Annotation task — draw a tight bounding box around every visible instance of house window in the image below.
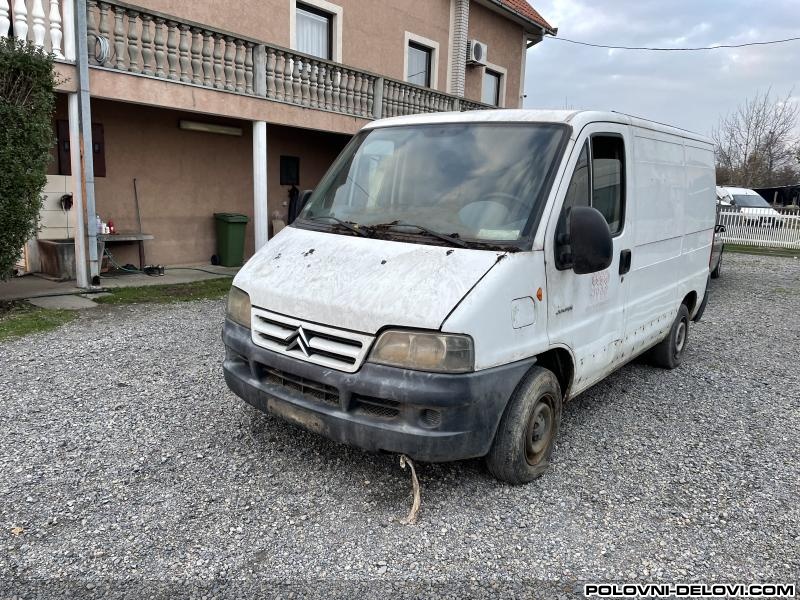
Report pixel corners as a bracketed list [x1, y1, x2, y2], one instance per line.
[482, 69, 502, 106]
[296, 2, 333, 59]
[407, 42, 432, 87]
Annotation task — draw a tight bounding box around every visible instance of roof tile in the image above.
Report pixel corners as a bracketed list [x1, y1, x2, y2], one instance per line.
[498, 0, 554, 33]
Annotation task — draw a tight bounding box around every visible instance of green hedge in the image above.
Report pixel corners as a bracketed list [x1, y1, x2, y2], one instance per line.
[0, 37, 56, 279]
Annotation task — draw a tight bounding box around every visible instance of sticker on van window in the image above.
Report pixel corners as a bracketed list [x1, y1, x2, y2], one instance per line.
[475, 229, 520, 241]
[591, 270, 610, 302]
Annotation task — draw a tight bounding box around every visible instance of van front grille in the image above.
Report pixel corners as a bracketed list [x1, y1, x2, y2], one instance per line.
[259, 364, 340, 407]
[250, 308, 374, 373]
[352, 395, 401, 419]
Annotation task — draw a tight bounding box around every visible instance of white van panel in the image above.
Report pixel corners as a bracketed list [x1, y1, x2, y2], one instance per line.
[442, 252, 551, 370]
[684, 145, 717, 236]
[632, 134, 685, 248]
[622, 127, 715, 357]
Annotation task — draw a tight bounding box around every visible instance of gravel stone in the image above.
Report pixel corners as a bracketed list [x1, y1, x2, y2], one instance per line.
[1, 252, 798, 598]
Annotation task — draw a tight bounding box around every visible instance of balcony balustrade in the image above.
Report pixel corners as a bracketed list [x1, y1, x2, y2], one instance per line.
[80, 0, 493, 120]
[2, 0, 72, 59]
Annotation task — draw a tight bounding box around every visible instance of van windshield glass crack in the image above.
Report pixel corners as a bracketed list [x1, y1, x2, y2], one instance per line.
[295, 123, 567, 245]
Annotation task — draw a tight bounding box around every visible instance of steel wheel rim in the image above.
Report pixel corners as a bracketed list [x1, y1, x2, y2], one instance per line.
[675, 319, 687, 354]
[525, 397, 554, 465]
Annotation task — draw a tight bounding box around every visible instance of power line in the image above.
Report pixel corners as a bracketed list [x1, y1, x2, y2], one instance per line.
[547, 35, 800, 51]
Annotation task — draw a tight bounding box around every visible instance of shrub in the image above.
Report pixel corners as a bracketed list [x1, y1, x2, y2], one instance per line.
[0, 37, 56, 279]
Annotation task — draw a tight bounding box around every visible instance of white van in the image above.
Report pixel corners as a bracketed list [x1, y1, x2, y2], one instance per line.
[716, 185, 783, 226]
[223, 110, 717, 483]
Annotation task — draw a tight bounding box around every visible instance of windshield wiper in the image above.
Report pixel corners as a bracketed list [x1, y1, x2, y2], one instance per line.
[366, 221, 470, 248]
[300, 215, 369, 238]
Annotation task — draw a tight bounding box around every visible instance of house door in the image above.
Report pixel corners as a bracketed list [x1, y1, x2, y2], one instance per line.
[545, 125, 631, 393]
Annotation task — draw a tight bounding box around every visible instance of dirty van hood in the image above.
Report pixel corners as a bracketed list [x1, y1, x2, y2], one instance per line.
[234, 227, 504, 334]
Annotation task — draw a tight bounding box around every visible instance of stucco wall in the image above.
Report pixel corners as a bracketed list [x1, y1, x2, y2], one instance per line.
[49, 97, 349, 266]
[465, 1, 525, 107]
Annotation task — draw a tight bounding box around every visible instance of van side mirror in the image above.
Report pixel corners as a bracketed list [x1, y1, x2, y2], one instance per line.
[569, 206, 613, 275]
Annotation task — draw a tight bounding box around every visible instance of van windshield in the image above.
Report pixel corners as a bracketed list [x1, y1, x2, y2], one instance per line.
[295, 123, 567, 246]
[732, 194, 770, 208]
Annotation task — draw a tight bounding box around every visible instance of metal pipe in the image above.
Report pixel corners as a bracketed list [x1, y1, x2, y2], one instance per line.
[73, 0, 99, 282]
[67, 93, 88, 288]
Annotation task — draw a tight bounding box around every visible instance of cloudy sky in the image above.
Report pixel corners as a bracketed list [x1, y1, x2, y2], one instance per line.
[523, 0, 800, 136]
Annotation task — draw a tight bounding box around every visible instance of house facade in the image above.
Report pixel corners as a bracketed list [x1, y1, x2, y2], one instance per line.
[3, 0, 555, 285]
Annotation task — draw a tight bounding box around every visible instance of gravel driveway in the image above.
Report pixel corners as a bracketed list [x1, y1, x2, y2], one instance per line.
[2, 252, 799, 598]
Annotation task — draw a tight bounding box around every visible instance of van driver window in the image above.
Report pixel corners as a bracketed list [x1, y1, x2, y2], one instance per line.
[555, 141, 590, 268]
[591, 136, 625, 235]
[555, 135, 625, 269]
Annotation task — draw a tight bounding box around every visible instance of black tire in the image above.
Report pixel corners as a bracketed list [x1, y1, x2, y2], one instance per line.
[649, 304, 690, 369]
[710, 253, 722, 279]
[486, 366, 562, 484]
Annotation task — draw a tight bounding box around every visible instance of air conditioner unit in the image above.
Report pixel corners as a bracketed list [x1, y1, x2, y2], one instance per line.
[467, 40, 488, 66]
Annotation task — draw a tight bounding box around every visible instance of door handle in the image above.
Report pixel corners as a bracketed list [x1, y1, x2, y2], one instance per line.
[619, 249, 632, 275]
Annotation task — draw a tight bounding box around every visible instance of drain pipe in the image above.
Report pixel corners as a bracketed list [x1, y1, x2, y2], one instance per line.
[449, 0, 469, 97]
[73, 0, 100, 285]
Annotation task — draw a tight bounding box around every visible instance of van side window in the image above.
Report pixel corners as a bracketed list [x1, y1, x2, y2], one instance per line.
[555, 141, 590, 268]
[591, 136, 625, 235]
[555, 135, 626, 269]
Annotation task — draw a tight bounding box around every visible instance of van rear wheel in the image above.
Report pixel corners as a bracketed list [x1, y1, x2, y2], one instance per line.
[486, 366, 562, 484]
[649, 304, 690, 369]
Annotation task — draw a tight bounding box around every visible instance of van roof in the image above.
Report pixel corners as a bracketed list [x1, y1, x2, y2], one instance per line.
[364, 109, 713, 145]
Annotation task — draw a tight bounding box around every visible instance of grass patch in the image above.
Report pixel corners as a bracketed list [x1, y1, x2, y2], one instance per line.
[94, 277, 233, 305]
[0, 301, 77, 342]
[725, 244, 800, 258]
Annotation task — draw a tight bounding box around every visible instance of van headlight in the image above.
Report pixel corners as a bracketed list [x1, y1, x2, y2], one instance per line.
[368, 330, 474, 373]
[226, 286, 251, 329]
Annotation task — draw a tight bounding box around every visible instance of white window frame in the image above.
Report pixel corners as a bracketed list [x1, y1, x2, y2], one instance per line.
[482, 61, 507, 107]
[290, 0, 343, 62]
[404, 31, 440, 89]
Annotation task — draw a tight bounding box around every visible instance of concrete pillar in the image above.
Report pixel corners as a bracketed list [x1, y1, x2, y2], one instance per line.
[68, 93, 89, 289]
[253, 121, 268, 250]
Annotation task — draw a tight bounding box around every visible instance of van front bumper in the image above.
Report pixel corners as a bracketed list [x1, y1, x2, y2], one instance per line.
[222, 319, 535, 462]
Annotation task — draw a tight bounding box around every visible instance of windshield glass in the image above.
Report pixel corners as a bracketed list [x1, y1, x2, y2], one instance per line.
[296, 123, 567, 244]
[733, 194, 770, 208]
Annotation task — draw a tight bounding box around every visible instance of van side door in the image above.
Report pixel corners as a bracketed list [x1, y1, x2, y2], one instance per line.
[544, 125, 632, 394]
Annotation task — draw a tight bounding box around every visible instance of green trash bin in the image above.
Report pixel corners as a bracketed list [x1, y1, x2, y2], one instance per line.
[214, 213, 249, 267]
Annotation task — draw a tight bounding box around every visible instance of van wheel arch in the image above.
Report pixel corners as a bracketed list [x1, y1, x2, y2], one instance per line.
[487, 348, 574, 452]
[533, 347, 575, 402]
[682, 291, 698, 318]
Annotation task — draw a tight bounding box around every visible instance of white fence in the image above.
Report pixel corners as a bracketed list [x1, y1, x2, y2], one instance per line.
[717, 207, 800, 249]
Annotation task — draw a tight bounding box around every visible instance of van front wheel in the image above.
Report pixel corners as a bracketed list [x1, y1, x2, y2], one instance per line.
[486, 366, 562, 484]
[649, 304, 690, 369]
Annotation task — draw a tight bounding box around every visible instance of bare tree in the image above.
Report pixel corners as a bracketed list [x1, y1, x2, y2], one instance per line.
[712, 89, 799, 188]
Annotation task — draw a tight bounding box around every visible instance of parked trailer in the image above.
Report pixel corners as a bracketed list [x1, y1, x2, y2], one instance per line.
[222, 110, 717, 484]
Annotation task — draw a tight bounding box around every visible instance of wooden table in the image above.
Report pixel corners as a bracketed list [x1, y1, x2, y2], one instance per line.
[98, 232, 154, 270]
